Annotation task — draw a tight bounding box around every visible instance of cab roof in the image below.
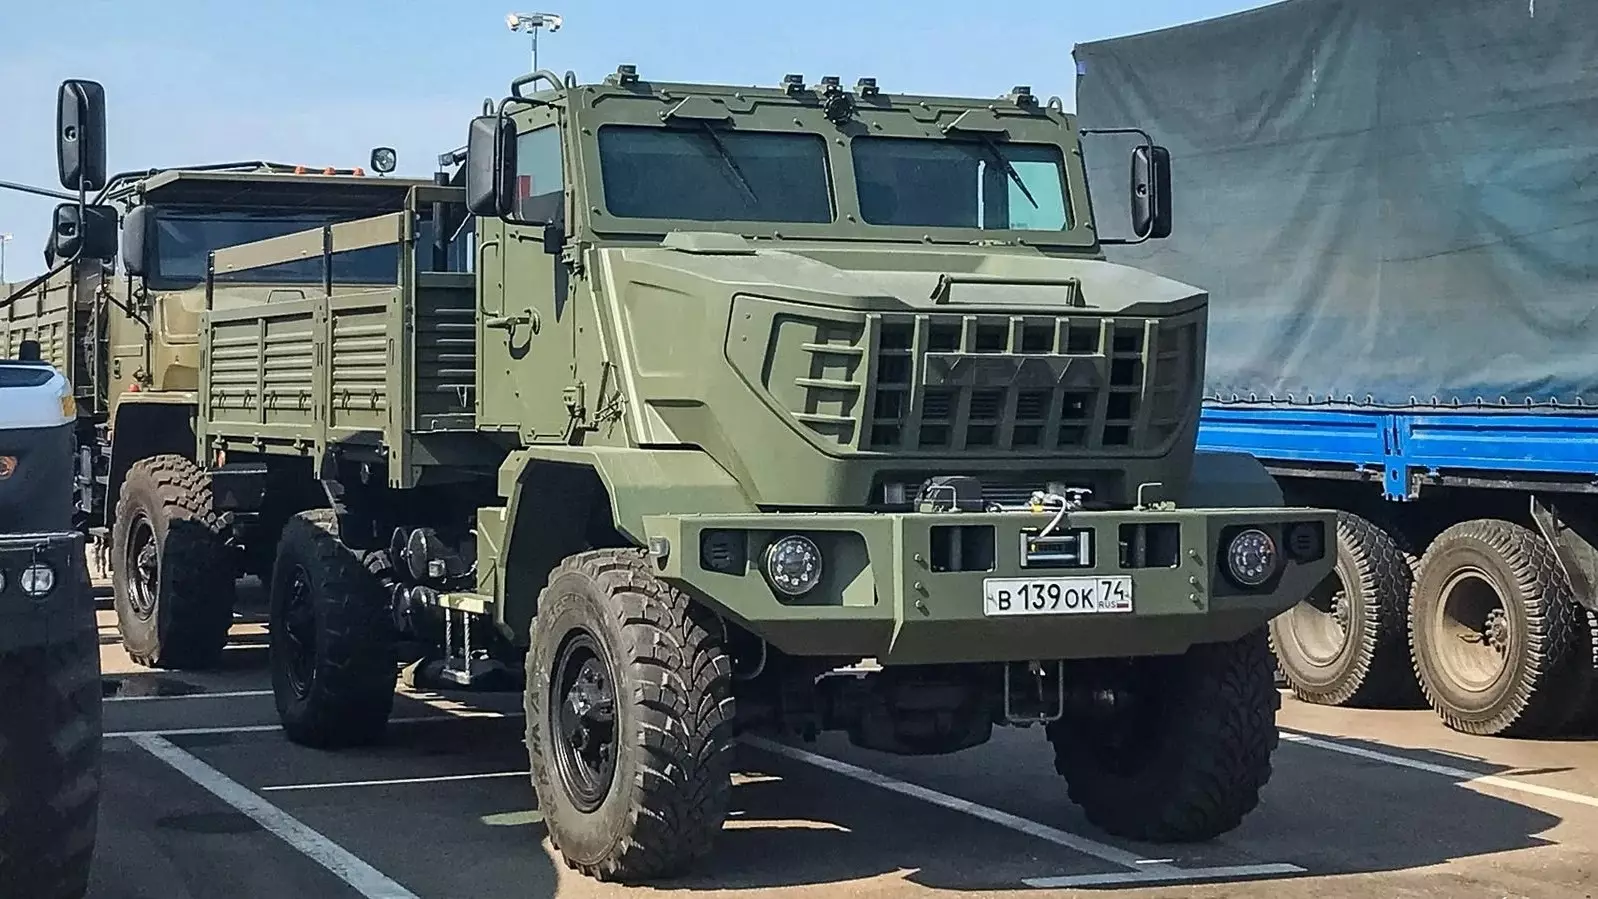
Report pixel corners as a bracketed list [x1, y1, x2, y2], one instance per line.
[129, 169, 438, 210]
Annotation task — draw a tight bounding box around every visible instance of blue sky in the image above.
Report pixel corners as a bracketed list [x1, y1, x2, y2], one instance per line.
[0, 0, 1270, 280]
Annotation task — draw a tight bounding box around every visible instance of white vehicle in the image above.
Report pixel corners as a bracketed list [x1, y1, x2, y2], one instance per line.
[0, 341, 101, 899]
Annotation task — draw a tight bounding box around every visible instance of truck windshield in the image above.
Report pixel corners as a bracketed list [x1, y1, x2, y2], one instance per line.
[851, 136, 1073, 232]
[151, 209, 403, 288]
[596, 125, 833, 224]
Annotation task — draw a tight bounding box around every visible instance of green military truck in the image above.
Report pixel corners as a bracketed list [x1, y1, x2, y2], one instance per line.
[40, 71, 1334, 882]
[0, 344, 102, 899]
[1, 84, 440, 668]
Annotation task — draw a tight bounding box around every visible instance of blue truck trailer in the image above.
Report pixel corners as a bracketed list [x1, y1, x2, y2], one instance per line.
[1074, 0, 1598, 738]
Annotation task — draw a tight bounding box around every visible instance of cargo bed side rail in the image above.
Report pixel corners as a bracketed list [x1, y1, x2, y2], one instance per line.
[196, 185, 487, 487]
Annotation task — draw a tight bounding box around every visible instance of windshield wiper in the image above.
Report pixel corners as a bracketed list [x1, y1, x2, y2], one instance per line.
[976, 136, 1039, 210]
[695, 122, 760, 206]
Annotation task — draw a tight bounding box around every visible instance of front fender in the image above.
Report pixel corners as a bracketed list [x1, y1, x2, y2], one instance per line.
[489, 446, 754, 642]
[1181, 450, 1284, 510]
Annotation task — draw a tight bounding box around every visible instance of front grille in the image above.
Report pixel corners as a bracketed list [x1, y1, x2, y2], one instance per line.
[856, 311, 1198, 455]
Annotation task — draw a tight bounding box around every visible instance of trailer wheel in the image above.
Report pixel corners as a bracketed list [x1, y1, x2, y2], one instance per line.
[268, 509, 398, 749]
[1269, 511, 1422, 708]
[1046, 627, 1279, 843]
[110, 453, 237, 669]
[526, 548, 736, 882]
[1409, 518, 1584, 737]
[0, 605, 101, 899]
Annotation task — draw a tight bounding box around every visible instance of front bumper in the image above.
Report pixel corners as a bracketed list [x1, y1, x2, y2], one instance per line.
[642, 506, 1336, 665]
[0, 530, 93, 656]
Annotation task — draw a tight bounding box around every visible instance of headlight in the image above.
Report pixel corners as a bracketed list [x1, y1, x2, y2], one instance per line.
[762, 534, 823, 597]
[21, 563, 56, 597]
[1224, 528, 1278, 587]
[0, 568, 6, 593]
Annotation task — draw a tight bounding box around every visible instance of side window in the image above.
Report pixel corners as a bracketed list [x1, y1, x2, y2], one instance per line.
[515, 126, 564, 224]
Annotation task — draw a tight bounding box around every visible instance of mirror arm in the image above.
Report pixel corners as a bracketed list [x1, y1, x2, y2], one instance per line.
[0, 179, 78, 202]
[1082, 126, 1165, 246]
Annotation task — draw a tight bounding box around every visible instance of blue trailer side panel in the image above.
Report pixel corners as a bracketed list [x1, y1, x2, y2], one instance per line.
[1199, 406, 1598, 500]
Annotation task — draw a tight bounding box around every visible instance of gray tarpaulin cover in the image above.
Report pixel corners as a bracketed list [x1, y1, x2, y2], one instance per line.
[1072, 0, 1598, 409]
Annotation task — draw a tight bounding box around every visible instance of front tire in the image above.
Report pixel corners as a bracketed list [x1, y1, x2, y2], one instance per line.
[526, 549, 736, 882]
[1046, 628, 1279, 843]
[110, 454, 237, 669]
[1408, 519, 1584, 737]
[269, 510, 398, 749]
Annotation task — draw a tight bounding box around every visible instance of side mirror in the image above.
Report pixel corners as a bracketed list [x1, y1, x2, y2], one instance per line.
[57, 79, 107, 193]
[51, 202, 119, 263]
[1131, 144, 1172, 240]
[120, 205, 154, 278]
[465, 115, 517, 217]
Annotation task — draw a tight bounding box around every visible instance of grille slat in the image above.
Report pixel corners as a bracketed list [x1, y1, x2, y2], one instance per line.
[859, 311, 1198, 455]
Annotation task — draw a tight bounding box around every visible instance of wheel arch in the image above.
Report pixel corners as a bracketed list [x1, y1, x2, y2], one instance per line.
[1181, 450, 1285, 509]
[495, 447, 753, 644]
[105, 398, 198, 531]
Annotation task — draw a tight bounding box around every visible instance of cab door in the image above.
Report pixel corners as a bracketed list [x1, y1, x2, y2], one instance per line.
[476, 107, 574, 442]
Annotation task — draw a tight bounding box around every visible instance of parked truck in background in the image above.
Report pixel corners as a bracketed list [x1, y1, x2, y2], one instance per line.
[1, 99, 450, 669]
[1074, 0, 1598, 738]
[22, 69, 1337, 882]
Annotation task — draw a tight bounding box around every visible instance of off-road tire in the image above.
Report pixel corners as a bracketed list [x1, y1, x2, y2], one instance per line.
[526, 548, 736, 882]
[269, 509, 398, 749]
[1409, 518, 1584, 737]
[1269, 511, 1423, 708]
[1046, 628, 1279, 843]
[0, 624, 102, 898]
[110, 453, 237, 669]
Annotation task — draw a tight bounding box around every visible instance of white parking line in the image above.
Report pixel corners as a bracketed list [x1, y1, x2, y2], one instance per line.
[129, 734, 421, 899]
[106, 689, 276, 703]
[106, 711, 523, 739]
[742, 736, 1305, 888]
[261, 771, 527, 792]
[1281, 730, 1598, 810]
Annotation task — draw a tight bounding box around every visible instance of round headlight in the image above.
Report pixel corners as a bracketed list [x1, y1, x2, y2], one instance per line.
[21, 563, 56, 597]
[762, 535, 823, 597]
[1225, 528, 1278, 587]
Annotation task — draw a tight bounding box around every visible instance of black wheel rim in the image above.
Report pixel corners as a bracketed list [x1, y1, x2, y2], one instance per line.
[549, 629, 618, 813]
[282, 565, 318, 699]
[1432, 567, 1513, 693]
[126, 511, 159, 621]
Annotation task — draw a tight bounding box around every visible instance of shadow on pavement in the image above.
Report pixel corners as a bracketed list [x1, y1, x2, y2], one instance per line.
[631, 729, 1572, 893]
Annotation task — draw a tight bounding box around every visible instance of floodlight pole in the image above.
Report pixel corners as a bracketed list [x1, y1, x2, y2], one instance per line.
[506, 12, 563, 73]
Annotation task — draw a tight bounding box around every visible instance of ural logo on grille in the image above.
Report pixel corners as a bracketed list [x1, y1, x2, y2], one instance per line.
[921, 353, 1105, 389]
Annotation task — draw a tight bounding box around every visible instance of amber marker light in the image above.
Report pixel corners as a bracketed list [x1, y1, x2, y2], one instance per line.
[0, 456, 15, 480]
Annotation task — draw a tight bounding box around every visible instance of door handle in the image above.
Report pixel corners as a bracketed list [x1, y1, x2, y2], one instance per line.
[485, 309, 540, 334]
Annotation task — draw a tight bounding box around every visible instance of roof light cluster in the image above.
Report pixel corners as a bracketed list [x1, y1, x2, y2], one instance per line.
[279, 147, 397, 178]
[782, 74, 882, 97]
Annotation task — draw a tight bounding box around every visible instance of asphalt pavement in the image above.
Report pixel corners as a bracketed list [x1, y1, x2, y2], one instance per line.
[88, 589, 1598, 899]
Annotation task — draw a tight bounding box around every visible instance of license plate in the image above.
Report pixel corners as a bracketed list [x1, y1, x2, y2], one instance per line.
[981, 576, 1134, 616]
